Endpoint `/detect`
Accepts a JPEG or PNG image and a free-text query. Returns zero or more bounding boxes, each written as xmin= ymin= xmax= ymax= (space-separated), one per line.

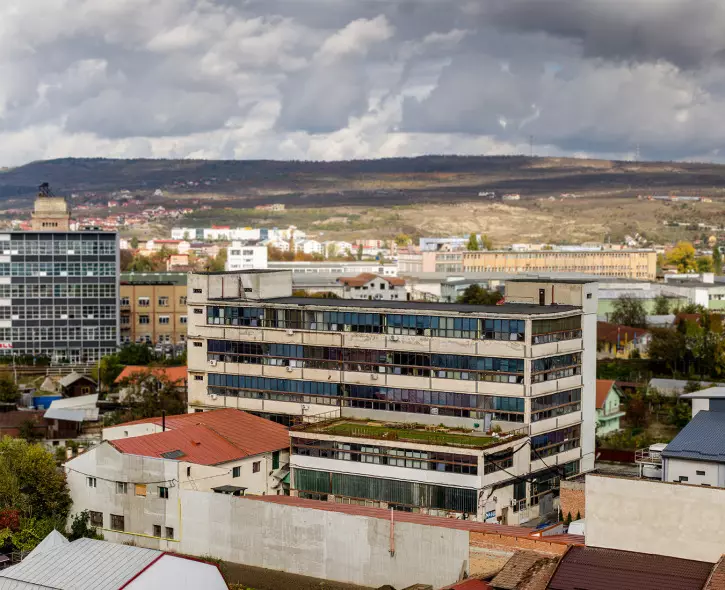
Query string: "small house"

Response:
xmin=597 ymin=322 xmax=650 ymax=359
xmin=596 ymin=380 xmax=625 ymax=435
xmin=58 ymin=372 xmax=97 ymax=398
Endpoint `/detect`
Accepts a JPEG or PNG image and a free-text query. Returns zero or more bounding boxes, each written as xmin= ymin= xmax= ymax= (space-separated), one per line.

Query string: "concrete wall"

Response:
xmin=663 ymin=457 xmax=725 ymax=487
xmin=177 ymin=491 xmax=470 ymax=589
xmin=586 ymin=474 xmax=725 ymax=562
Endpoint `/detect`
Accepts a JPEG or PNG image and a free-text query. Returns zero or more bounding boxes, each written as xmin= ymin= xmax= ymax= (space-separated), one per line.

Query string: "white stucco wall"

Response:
xmin=587 ymin=474 xmax=725 ymax=562
xmin=662 ymin=457 xmax=725 ymax=487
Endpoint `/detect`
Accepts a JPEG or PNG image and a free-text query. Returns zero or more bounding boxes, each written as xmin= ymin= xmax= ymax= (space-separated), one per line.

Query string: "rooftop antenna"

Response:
xmin=529 ymin=135 xmax=534 ymax=159
xmin=635 ymin=143 xmax=640 ymax=163
xmin=38 ymin=182 xmax=54 ymax=197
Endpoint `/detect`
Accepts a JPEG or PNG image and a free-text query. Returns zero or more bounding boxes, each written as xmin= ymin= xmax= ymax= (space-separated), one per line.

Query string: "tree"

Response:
xmin=697 ymin=256 xmax=713 ymax=273
xmin=357 ymin=244 xmax=363 ymax=261
xmin=666 ymin=241 xmax=697 ymax=273
xmin=119 ymin=249 xmax=134 ymax=271
xmin=466 ymin=234 xmax=479 ymax=251
xmin=625 ymin=390 xmax=648 ymax=428
xmin=684 ymin=380 xmax=704 ymax=394
xmin=0 ymin=376 xmax=19 ymax=404
xmin=394 ymin=234 xmax=411 ymax=247
xmin=207 ymin=248 xmax=227 ymax=272
xmin=479 ymin=234 xmax=493 ymax=250
xmin=0 ymin=437 xmax=71 ymax=525
xmin=714 ymin=245 xmax=723 ymax=275
xmin=668 ymin=401 xmax=691 ymax=429
xmin=127 ymin=255 xmax=154 ymax=272
xmin=653 ymin=294 xmax=670 ymax=316
xmin=610 ymin=295 xmax=647 ymax=328
xmin=130 ymin=236 xmax=139 ymax=250
xmin=648 ymin=327 xmax=686 ymax=375
xmin=111 ymin=372 xmax=187 ymax=424
xmin=68 ymin=511 xmax=103 ymax=541
xmin=457 ymin=284 xmax=503 ymax=305
xmin=18 ymin=420 xmax=41 ymax=443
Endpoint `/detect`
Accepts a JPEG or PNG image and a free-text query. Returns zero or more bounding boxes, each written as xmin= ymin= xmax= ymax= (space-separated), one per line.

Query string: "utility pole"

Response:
xmin=529 ymin=135 xmax=534 ymax=158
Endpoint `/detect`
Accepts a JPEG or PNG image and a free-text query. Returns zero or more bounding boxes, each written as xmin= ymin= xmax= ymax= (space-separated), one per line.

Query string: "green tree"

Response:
xmin=668 ymin=401 xmax=691 ymax=429
xmin=610 ymin=295 xmax=647 ymax=328
xmin=653 ymin=294 xmax=670 ymax=316
xmin=357 ymin=244 xmax=363 ymax=261
xmin=714 ymin=245 xmax=723 ymax=275
xmin=117 ymin=343 xmax=154 ymax=365
xmin=68 ymin=510 xmax=103 ymax=541
xmin=394 ymin=234 xmax=411 ymax=247
xmin=109 ymin=372 xmax=187 ymax=424
xmin=18 ymin=420 xmax=41 ymax=442
xmin=625 ymin=390 xmax=648 ymax=428
xmin=457 ymin=284 xmax=503 ymax=305
xmin=666 ymin=241 xmax=697 ymax=272
xmin=466 ymin=234 xmax=479 ymax=251
xmin=697 ymin=256 xmax=713 ymax=273
xmin=127 ymin=255 xmax=154 ymax=272
xmin=648 ymin=327 xmax=687 ymax=375
xmin=479 ymin=234 xmax=493 ymax=250
xmin=130 ymin=236 xmax=139 ymax=249
xmin=0 ymin=376 xmax=19 ymax=404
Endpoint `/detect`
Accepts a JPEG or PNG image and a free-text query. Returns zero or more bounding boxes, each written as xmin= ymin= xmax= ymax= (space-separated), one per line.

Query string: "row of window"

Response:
xmin=531 ymin=353 xmax=582 ymax=383
xmin=206 ymin=306 xmax=542 ymax=341
xmin=132 ymin=315 xmax=187 ymax=325
xmin=0 ymin=284 xmax=116 ymax=299
xmin=207 ymin=373 xmax=526 ymax=420
xmin=1 ymin=239 xmax=116 ymax=256
xmin=0 ymin=326 xmax=117 ymax=341
xmin=0 ymin=305 xmax=117 ymax=320
xmin=206 ymin=339 xmax=525 ymax=383
xmin=531 ymin=389 xmax=582 ymax=422
xmin=128 ymin=296 xmax=187 ymax=307
xmin=0 ymin=262 xmax=116 ymax=277
xmin=0 ymin=347 xmax=117 ymax=361
xmin=530 ymin=425 xmax=581 ymax=459
xmin=292 ymin=440 xmax=479 ymax=474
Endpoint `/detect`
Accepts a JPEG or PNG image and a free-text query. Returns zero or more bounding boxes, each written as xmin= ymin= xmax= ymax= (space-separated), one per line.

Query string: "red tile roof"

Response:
xmin=441 ymin=579 xmax=492 ymax=590
xmin=109 ymin=408 xmax=290 ymax=465
xmin=704 ymin=556 xmax=725 ymax=590
xmin=597 ymin=321 xmax=649 ymax=345
xmin=114 ymin=366 xmax=187 ymax=385
xmin=548 ymin=546 xmax=713 ymax=590
xmin=242 ymin=495 xmax=581 ymax=545
xmin=595 ymin=380 xmax=616 ymax=409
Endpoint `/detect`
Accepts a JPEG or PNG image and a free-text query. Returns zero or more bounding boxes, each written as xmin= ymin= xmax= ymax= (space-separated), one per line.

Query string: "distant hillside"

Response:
xmin=2 ymin=155 xmax=725 ymax=207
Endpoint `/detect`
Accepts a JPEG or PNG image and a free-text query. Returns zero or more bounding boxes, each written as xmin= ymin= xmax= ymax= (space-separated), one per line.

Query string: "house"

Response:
xmin=57 ymin=372 xmax=97 ymax=398
xmin=113 ymin=365 xmax=187 ymax=402
xmin=680 ymin=386 xmax=725 ymax=417
xmin=44 ymin=393 xmax=100 ymax=443
xmin=67 ymin=409 xmax=290 ymax=546
xmin=596 ymin=321 xmax=650 ymax=359
xmin=660 ymin=406 xmax=725 ymax=487
xmin=0 ymin=531 xmax=227 ymax=589
xmin=595 ymin=380 xmax=625 ymax=435
xmin=337 ymin=273 xmax=407 ymax=301
xmin=0 ymin=410 xmax=47 ymax=438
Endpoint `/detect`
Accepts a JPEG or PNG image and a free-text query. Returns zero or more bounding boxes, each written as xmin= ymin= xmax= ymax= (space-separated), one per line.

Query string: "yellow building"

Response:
xmin=462 ymin=249 xmax=657 ymax=280
xmin=31 ymin=183 xmax=71 ymax=231
xmin=120 ymin=272 xmax=188 ymax=347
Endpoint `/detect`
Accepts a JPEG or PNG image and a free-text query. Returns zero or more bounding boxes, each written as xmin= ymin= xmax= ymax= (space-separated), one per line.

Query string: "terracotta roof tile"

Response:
xmin=114 ymin=365 xmax=188 ymax=385
xmin=441 ymin=579 xmax=492 ymax=589
xmin=109 ymin=408 xmax=290 ymax=464
xmin=548 ymin=546 xmax=713 ymax=590
xmin=704 ymin=556 xmax=725 ymax=590
xmin=597 ymin=321 xmax=649 ymax=345
xmin=595 ymin=380 xmax=616 ymax=409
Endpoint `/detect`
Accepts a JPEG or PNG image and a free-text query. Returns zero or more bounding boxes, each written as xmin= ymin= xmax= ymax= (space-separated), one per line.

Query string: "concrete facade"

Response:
xmin=226 ymin=242 xmax=268 ymax=271
xmin=586 ymin=474 xmax=725 ymax=562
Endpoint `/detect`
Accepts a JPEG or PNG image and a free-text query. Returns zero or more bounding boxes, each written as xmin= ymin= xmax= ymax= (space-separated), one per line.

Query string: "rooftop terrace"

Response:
xmin=293 ymin=419 xmax=524 ymax=449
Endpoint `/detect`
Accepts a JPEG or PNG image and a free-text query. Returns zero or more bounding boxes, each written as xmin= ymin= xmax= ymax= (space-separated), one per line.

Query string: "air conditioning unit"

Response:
xmin=285 ymin=366 xmax=294 ymax=373
xmin=371 ymin=374 xmax=379 ymax=380
xmin=286 ymin=329 xmax=294 ymax=336
xmin=390 ymin=335 xmax=400 ymax=342
xmin=208 ymin=359 xmax=218 ymax=366
xmin=210 ymin=394 xmax=218 ymax=400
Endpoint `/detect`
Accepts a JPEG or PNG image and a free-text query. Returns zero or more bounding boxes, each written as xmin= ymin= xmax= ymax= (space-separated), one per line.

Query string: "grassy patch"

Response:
xmin=320 ymin=421 xmax=497 ymax=448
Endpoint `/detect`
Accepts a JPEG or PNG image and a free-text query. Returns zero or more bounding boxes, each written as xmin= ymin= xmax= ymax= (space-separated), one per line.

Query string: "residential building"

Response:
xmin=419 ymin=237 xmax=469 ymax=252
xmin=595 ymin=380 xmax=625 ymax=435
xmin=186 ymin=271 xmax=597 ymax=523
xmin=143 ymin=239 xmax=190 ymax=255
xmin=462 ymin=250 xmax=657 ymax=280
xmin=338 ymin=273 xmax=407 ymax=300
xmin=295 ymin=239 xmax=324 ymax=256
xmin=0 ymin=531 xmax=228 ymax=589
xmin=56 ymin=371 xmax=97 ymax=397
xmin=0 ymin=194 xmax=119 ymax=362
xmin=67 ymin=409 xmax=290 ymax=546
xmin=663 ymin=273 xmax=725 ymax=310
xmin=397 ymin=251 xmax=464 ymax=273
xmin=120 ymin=272 xmax=188 ymax=345
xmin=226 ymin=241 xmax=268 ymax=270
xmin=596 ymin=321 xmax=650 ymax=359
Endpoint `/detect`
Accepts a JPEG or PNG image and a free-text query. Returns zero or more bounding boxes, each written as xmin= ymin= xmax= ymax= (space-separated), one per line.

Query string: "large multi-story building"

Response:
xmin=120 ymin=272 xmax=188 ymax=346
xmin=226 ymin=241 xmax=268 ymax=271
xmin=186 ymin=270 xmax=597 ymax=524
xmin=462 ymin=249 xmax=657 ymax=280
xmin=0 ymin=193 xmax=119 ymax=363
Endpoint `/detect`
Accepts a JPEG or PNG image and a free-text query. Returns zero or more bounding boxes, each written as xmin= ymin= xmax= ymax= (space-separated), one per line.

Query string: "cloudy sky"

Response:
xmin=2 ymin=0 xmax=725 ymax=166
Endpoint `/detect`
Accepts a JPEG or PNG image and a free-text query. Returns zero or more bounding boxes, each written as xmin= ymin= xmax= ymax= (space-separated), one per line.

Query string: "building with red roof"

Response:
xmin=66 ymin=408 xmax=291 ymax=546
xmin=596 ymin=321 xmax=651 ymax=360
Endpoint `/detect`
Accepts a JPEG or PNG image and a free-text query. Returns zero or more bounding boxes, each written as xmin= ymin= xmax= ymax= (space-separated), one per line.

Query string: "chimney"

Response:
xmin=162 ymin=410 xmax=166 ymax=432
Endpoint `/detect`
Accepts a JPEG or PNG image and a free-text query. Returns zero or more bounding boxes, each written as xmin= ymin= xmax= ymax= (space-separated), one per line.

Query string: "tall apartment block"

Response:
xmin=187 ymin=270 xmax=596 ymax=524
xmin=0 ymin=190 xmax=120 ymax=363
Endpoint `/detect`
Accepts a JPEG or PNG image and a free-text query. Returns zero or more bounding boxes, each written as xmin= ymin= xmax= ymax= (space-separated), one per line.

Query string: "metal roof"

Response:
xmin=58 ymin=372 xmax=95 ymax=388
xmin=548 ymin=545 xmax=713 ymax=590
xmin=45 ymin=394 xmax=99 ymax=422
xmin=0 ymin=537 xmax=160 ymax=590
xmin=662 ymin=411 xmax=725 ymax=463
xmin=680 ymin=387 xmax=725 ymax=399
xmin=228 ymin=296 xmax=579 ymax=316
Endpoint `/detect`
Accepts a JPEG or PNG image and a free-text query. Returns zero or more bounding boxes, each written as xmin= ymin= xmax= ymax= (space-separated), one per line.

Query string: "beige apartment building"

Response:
xmin=462 ymin=249 xmax=657 ymax=280
xmin=120 ymin=272 xmax=188 ymax=346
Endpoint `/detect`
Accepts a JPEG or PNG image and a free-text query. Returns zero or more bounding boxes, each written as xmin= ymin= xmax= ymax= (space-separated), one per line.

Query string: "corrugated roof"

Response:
xmin=662 ymin=411 xmax=725 ymax=463
xmin=548 ymin=545 xmax=713 ymax=590
xmin=45 ymin=394 xmax=99 ymax=422
xmin=114 ymin=366 xmax=187 ymax=385
xmin=241 ymin=495 xmax=579 ymax=544
xmin=681 ymin=387 xmax=725 ymax=400
xmin=595 ymin=380 xmax=616 ymax=409
xmin=58 ymin=372 xmax=95 ymax=388
xmin=704 ymin=555 xmax=725 ymax=590
xmin=339 ymin=273 xmax=406 ymax=287
xmin=0 ymin=537 xmax=160 ymax=590
xmin=110 ymin=408 xmax=290 ymax=464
